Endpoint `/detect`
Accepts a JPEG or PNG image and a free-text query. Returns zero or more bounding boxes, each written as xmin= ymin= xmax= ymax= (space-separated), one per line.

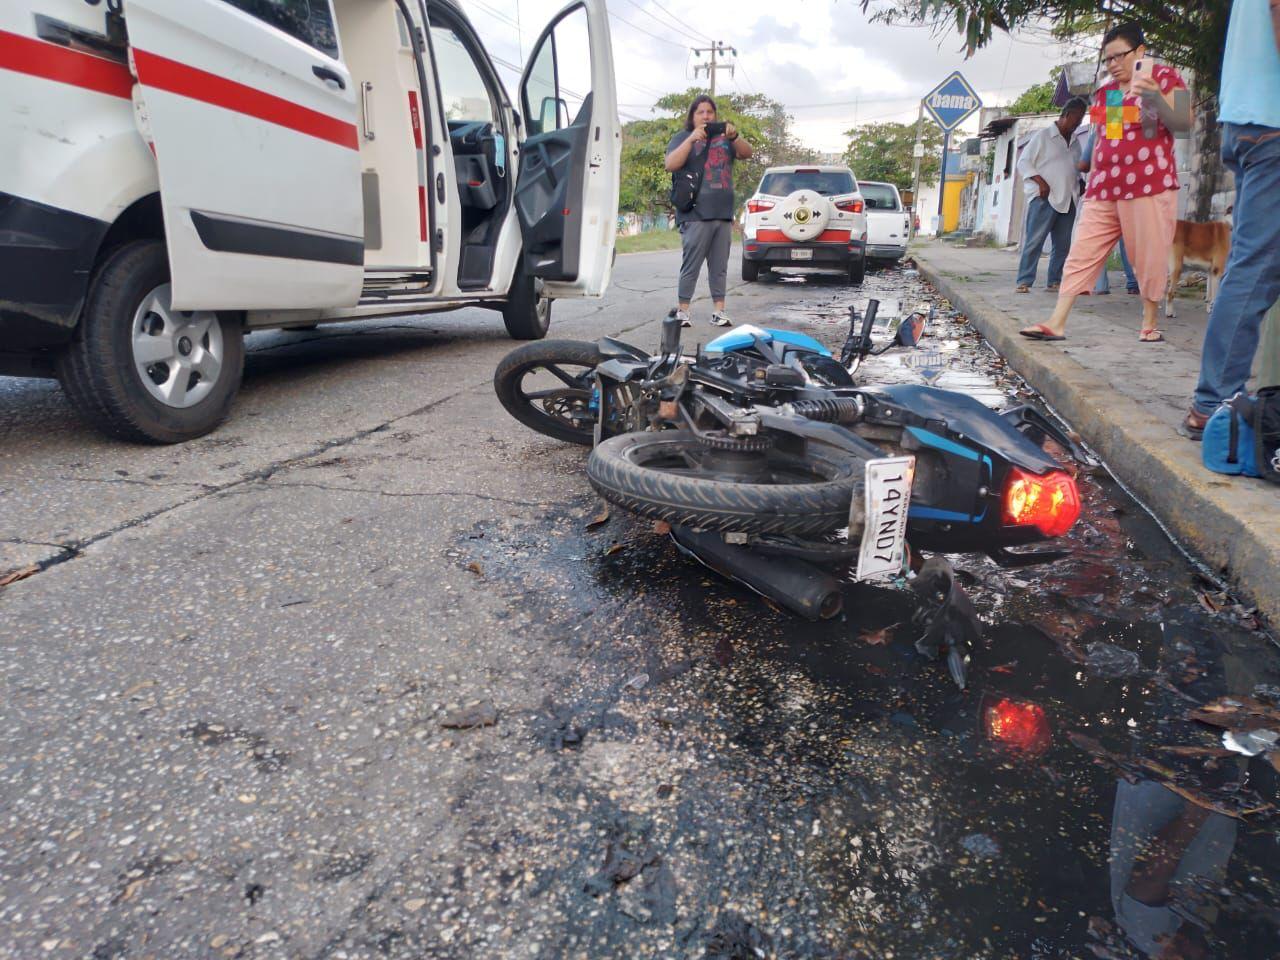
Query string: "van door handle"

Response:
xmin=436 ymin=173 xmax=445 ymax=203
xmin=312 ymin=65 xmax=346 ymax=90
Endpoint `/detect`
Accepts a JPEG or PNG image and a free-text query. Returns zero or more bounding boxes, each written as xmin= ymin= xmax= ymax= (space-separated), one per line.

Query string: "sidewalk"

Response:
xmin=913 ymin=239 xmax=1280 ymax=627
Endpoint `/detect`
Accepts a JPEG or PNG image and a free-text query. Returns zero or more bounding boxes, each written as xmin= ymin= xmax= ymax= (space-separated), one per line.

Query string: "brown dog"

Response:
xmin=1166 ymin=219 xmax=1231 ymax=318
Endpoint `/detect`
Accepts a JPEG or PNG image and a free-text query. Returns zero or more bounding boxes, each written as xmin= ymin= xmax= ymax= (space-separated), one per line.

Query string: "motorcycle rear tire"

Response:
xmin=494 ymin=339 xmax=604 ymax=445
xmin=587 ymin=430 xmax=862 ymax=536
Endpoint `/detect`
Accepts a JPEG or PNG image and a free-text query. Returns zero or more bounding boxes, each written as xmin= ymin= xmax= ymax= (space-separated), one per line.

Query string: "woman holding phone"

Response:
xmin=665 ymin=95 xmax=752 ymax=328
xmin=1019 ymin=23 xmax=1191 ymax=343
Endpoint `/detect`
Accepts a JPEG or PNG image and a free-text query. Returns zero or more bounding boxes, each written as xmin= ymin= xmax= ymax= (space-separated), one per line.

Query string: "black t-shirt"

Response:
xmin=666 ymin=131 xmax=735 ymax=223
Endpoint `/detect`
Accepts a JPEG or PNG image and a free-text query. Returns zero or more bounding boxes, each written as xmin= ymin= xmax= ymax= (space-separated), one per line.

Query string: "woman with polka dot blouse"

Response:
xmin=1020 ymin=22 xmax=1193 ymax=343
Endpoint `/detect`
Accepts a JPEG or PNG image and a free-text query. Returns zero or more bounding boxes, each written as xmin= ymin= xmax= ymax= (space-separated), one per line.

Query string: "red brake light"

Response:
xmin=794 ymin=168 xmax=819 ymax=174
xmin=836 ymin=199 xmax=864 ymax=214
xmin=746 ymin=199 xmax=774 ymax=213
xmin=1001 ymin=467 xmax=1080 ymax=537
xmin=983 ymin=697 xmax=1051 ymax=754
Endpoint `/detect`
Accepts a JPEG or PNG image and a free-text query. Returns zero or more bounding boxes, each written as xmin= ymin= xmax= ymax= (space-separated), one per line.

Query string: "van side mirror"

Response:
xmin=540 ymin=96 xmax=568 ymax=132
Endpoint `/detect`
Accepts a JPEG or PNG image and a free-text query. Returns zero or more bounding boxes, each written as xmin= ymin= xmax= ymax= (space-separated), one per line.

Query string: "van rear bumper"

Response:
xmin=0 ymin=192 xmax=108 ymax=351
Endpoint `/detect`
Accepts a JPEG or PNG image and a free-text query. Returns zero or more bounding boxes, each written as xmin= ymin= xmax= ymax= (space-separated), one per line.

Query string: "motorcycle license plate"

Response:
xmin=790 ymin=248 xmax=813 ymax=260
xmin=855 ymin=456 xmax=915 ymax=581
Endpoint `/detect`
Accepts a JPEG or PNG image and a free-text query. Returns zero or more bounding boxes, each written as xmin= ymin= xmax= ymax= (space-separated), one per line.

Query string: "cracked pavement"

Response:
xmin=4 ymin=251 xmax=1279 ymax=960
xmin=0 ymin=249 xmax=772 ymax=959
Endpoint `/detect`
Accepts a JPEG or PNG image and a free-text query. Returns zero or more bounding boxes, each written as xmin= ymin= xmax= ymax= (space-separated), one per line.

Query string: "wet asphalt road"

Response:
xmin=2 ymin=250 xmax=1280 ymax=959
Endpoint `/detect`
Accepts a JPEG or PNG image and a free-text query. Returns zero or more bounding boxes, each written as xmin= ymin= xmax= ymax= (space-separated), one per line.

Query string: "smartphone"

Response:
xmin=704 ymin=121 xmax=727 ymax=138
xmin=1130 ymin=59 xmax=1146 ymax=89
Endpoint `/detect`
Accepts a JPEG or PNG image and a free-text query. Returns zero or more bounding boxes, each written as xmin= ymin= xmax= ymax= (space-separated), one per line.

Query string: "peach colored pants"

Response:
xmin=1057 ymin=190 xmax=1178 ymax=301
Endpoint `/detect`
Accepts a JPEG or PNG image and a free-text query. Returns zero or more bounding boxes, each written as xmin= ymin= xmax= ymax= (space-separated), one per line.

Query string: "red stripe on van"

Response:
xmin=0 ymin=30 xmax=132 ymax=99
xmin=132 ymin=48 xmax=358 ymax=150
xmin=408 ymin=90 xmax=424 ymax=149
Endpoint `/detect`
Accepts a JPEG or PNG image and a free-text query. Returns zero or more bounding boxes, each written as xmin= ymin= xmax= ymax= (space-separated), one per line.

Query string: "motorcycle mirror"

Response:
xmin=660 ymin=312 xmax=682 ymax=357
xmin=896 ymin=313 xmax=925 ymax=348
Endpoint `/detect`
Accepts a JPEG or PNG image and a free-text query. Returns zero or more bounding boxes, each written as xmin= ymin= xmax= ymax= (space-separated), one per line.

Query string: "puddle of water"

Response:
xmin=469 ymin=264 xmax=1280 ymax=958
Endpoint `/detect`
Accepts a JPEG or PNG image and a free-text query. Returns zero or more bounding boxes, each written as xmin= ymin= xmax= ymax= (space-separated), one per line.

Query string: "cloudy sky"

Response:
xmin=459 ymin=0 xmax=1098 ymax=153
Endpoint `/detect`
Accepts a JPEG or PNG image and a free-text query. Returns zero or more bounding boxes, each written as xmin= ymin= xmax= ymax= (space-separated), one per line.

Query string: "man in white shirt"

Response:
xmin=1015 ymin=97 xmax=1088 ymax=292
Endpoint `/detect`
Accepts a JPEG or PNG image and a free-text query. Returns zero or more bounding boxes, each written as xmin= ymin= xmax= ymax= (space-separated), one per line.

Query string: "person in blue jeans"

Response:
xmin=1185 ymin=0 xmax=1280 ymax=439
xmin=1077 ymin=129 xmax=1140 ymax=295
xmin=1014 ymin=98 xmax=1088 ymax=292
xmin=1093 ymin=240 xmax=1140 ymax=295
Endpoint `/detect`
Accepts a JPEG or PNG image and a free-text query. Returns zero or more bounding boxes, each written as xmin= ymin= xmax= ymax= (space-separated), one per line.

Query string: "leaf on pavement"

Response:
xmin=465 ymin=561 xmax=483 ymax=576
xmin=1156 ymin=745 xmax=1234 ymax=759
xmin=604 ymin=543 xmax=626 ymax=556
xmin=586 ymin=507 xmax=610 ymax=531
xmin=1197 ymin=591 xmax=1220 ymax=614
xmin=652 ymin=520 xmax=672 ymax=536
xmin=1188 ymin=696 xmax=1280 ymax=729
xmin=0 ymin=564 xmax=39 ymax=587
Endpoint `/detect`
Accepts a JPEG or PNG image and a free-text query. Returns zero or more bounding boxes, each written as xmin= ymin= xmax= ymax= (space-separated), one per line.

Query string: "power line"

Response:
xmin=648 ymin=0 xmax=711 ymax=43
xmin=615 ymin=0 xmax=707 ymax=46
xmin=608 ymin=11 xmax=690 ymax=51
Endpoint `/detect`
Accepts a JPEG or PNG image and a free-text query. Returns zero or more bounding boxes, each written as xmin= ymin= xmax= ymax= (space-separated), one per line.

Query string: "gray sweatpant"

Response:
xmin=678 ymin=219 xmax=732 ymax=303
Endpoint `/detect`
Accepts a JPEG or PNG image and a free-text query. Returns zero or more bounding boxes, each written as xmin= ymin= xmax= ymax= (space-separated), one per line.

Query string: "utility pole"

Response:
xmin=909 ymin=100 xmax=924 ymax=240
xmin=692 ymin=42 xmax=736 ymax=98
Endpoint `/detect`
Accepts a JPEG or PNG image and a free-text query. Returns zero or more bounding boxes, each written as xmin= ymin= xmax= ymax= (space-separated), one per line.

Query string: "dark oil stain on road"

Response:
xmin=466 ymin=265 xmax=1280 ymax=959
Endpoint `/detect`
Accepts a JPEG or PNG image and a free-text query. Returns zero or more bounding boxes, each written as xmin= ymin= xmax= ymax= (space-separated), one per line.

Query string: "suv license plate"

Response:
xmin=790 ymin=248 xmax=813 ymax=260
xmin=855 ymin=456 xmax=915 ymax=581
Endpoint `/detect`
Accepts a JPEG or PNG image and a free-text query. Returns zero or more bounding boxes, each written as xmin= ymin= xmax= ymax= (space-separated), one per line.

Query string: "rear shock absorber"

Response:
xmin=782 ymin=396 xmax=865 ymax=424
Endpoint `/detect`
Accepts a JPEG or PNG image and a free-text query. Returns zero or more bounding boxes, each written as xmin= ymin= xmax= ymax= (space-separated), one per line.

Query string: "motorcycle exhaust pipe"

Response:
xmin=669 ymin=525 xmax=844 ymax=621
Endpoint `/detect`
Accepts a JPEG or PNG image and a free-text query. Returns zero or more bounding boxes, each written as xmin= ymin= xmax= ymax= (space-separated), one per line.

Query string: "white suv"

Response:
xmin=0 ymin=0 xmax=620 ymax=442
xmin=858 ymin=181 xmax=910 ymax=262
xmin=741 ymin=165 xmax=868 ymax=284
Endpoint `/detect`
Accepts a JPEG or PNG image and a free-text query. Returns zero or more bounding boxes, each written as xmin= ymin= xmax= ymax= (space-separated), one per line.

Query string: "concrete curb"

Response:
xmin=913 ymin=250 xmax=1280 ymax=628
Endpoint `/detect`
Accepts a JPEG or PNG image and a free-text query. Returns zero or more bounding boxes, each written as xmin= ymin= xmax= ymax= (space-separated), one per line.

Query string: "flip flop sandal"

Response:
xmin=1046 ymin=284 xmax=1060 ymax=292
xmin=1015 ymin=285 xmax=1031 ymax=293
xmin=1019 ymin=324 xmax=1066 ymax=341
xmin=1139 ymin=329 xmax=1165 ymax=342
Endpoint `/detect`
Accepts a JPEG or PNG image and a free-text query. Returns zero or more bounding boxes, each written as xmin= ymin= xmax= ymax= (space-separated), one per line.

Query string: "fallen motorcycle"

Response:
xmin=493 ymin=301 xmax=1085 ymax=688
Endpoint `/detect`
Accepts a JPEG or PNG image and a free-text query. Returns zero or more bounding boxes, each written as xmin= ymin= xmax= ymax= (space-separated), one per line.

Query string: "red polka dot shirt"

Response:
xmin=1085 ymin=62 xmax=1187 ymax=202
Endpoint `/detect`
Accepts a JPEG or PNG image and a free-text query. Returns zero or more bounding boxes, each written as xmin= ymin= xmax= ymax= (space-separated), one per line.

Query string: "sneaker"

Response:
xmin=674 ymin=308 xmax=692 ymax=328
xmin=710 ymin=311 xmax=733 ymax=328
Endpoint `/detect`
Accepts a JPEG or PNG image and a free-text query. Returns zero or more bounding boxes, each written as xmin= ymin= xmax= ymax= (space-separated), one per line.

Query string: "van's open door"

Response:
xmin=125 ymin=1 xmax=364 ymax=309
xmin=515 ymin=0 xmax=619 ymax=297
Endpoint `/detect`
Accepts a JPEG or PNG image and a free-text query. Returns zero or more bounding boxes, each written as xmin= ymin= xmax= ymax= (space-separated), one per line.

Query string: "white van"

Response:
xmin=0 ymin=0 xmax=620 ymax=442
xmin=856 ymin=180 xmax=909 ymax=262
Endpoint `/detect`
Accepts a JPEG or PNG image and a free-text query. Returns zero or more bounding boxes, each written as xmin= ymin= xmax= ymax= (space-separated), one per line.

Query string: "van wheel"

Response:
xmin=57 ymin=240 xmax=245 ymax=443
xmin=741 ymin=257 xmax=759 ymax=282
xmin=503 ymin=262 xmax=552 ymax=340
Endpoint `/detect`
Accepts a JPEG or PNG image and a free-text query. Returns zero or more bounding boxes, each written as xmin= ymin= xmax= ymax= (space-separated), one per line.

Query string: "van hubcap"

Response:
xmin=131 ymin=284 xmax=223 ymax=409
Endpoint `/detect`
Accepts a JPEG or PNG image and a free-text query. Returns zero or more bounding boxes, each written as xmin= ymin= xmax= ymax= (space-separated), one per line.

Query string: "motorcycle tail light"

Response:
xmin=747 ymin=199 xmax=774 ymax=213
xmin=836 ymin=199 xmax=864 ymax=214
xmin=983 ymin=697 xmax=1050 ymax=754
xmin=1002 ymin=467 xmax=1080 ymax=538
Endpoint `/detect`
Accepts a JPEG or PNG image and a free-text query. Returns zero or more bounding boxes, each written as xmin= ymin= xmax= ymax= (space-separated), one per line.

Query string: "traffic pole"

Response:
xmin=936 ymin=129 xmax=950 ymax=236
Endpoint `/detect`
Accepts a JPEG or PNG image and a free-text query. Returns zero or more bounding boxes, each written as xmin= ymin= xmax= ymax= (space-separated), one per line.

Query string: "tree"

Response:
xmin=861 ymin=1 xmax=1231 ymax=217
xmin=842 ymin=121 xmax=945 ymax=192
xmin=619 ymin=89 xmax=813 ymax=215
xmin=1004 ymin=80 xmax=1056 ymax=115
xmin=860 ymin=1 xmax=1231 ymax=93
